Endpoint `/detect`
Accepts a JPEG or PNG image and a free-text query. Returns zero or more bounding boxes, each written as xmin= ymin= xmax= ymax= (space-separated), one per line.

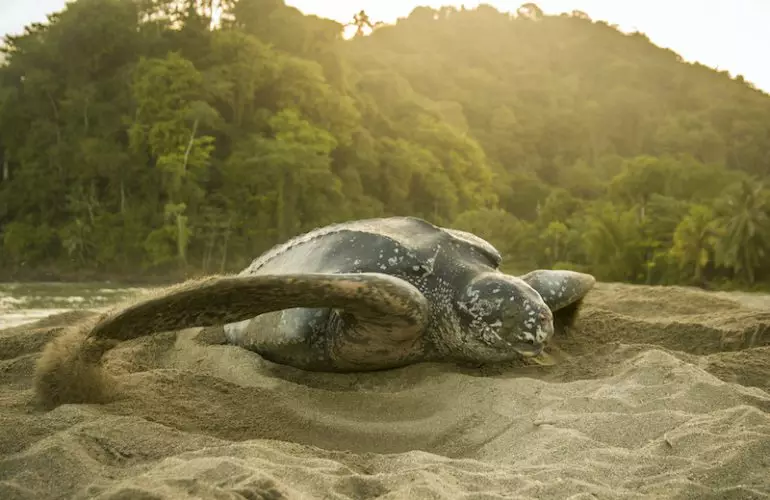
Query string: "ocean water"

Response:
xmin=0 ymin=282 xmax=149 ymax=329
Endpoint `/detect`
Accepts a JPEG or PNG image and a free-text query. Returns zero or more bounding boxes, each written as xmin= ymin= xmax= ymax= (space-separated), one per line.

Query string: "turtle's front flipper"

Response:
xmin=35 ymin=273 xmax=429 ymax=408
xmin=520 ymin=270 xmax=595 ymax=355
xmin=520 ymin=270 xmax=596 ymax=312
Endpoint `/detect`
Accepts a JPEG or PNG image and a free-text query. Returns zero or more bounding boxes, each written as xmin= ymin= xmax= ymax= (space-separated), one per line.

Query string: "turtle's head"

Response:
xmin=454 ymin=272 xmax=554 ymax=362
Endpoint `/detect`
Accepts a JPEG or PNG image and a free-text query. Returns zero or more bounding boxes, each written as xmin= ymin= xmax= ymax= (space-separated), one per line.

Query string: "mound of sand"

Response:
xmin=1 ymin=283 xmax=769 ymax=499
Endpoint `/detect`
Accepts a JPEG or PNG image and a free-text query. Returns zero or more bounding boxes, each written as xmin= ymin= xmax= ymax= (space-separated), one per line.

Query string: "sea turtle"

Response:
xmin=35 ymin=216 xmax=595 ymax=406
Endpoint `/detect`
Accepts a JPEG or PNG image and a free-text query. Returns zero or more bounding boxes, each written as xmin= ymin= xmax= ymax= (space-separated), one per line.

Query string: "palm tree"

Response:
xmin=346 ymin=10 xmax=383 ymax=38
xmin=714 ymin=179 xmax=770 ymax=285
xmin=670 ymin=204 xmax=718 ymax=283
xmin=581 ymin=202 xmax=646 ymax=282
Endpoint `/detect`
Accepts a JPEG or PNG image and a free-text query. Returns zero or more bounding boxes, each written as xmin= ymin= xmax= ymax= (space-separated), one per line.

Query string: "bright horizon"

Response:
xmin=1 ymin=0 xmax=768 ymax=93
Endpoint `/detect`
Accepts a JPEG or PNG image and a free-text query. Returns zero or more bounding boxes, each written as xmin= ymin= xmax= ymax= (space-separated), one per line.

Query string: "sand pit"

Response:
xmin=0 ymin=283 xmax=769 ymax=499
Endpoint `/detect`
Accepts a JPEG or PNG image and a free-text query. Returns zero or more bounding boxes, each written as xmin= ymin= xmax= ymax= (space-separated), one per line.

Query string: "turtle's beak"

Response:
xmin=529 ymin=351 xmax=557 ymax=366
xmin=511 ymin=340 xmax=544 ymax=358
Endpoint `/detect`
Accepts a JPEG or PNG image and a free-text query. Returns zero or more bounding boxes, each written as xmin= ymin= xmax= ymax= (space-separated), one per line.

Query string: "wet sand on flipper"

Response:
xmin=1 ymin=283 xmax=769 ymax=499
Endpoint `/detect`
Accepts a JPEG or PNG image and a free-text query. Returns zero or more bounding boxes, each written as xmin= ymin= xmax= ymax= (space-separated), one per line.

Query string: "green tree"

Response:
xmin=670 ymin=204 xmax=718 ymax=283
xmin=129 ymin=52 xmax=217 ymax=269
xmin=714 ymin=180 xmax=770 ymax=285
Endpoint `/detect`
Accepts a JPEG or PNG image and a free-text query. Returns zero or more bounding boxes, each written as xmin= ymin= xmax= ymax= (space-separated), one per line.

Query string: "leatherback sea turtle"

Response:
xmin=35 ymin=216 xmax=595 ymax=406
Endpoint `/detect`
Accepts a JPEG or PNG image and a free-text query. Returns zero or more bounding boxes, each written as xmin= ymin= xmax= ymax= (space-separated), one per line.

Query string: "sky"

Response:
xmin=1 ymin=0 xmax=768 ymax=92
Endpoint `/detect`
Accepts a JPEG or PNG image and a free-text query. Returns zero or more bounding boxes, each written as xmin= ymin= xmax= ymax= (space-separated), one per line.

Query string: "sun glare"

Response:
xmin=286 ymin=0 xmax=770 ymax=93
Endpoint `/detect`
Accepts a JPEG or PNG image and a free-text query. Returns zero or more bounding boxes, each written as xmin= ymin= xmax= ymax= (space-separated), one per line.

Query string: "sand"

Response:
xmin=0 ymin=282 xmax=769 ymax=499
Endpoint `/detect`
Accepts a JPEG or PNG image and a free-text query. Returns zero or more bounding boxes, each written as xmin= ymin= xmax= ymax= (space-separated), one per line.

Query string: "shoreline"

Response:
xmin=0 ymin=268 xmax=185 ymax=287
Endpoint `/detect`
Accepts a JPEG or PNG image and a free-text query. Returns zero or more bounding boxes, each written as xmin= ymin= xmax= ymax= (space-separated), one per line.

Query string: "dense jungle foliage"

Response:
xmin=1 ymin=0 xmax=769 ymax=288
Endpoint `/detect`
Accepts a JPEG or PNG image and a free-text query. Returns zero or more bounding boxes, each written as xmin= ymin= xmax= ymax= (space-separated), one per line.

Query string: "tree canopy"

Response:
xmin=1 ymin=0 xmax=769 ymax=289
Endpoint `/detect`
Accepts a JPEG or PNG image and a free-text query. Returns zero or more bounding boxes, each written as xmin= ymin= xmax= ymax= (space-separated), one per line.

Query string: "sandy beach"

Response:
xmin=1 ymin=282 xmax=769 ymax=499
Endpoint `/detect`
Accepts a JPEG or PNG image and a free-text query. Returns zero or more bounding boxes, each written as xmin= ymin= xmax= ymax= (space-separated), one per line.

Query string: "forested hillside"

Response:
xmin=1 ymin=0 xmax=769 ymax=288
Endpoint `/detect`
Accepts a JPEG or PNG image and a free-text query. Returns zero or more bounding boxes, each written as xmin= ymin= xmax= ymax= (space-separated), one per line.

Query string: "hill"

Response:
xmin=0 ymin=0 xmax=768 ymax=288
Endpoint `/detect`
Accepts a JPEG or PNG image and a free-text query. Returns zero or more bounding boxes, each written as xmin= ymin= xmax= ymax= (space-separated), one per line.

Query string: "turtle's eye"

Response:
xmin=538 ymin=311 xmax=548 ymax=323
